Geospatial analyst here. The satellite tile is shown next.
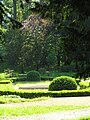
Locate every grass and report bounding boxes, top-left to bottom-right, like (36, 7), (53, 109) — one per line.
(16, 80), (51, 87)
(75, 116), (90, 120)
(0, 72), (90, 118)
(0, 105), (90, 117)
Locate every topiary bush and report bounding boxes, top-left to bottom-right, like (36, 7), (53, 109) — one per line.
(27, 70), (41, 81)
(49, 76), (78, 91)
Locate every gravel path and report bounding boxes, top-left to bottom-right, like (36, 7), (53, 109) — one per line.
(0, 96), (90, 107)
(0, 96), (90, 120)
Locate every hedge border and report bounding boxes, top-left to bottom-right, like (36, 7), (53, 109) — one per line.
(0, 89), (90, 99)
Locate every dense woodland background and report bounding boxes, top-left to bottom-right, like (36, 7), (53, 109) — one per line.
(0, 0), (90, 79)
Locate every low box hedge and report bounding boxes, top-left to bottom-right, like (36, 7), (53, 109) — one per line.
(0, 89), (90, 99)
(12, 77), (27, 83)
(41, 77), (53, 81)
(0, 80), (11, 84)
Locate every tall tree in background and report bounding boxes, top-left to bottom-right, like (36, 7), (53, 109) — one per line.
(1, 0), (90, 78)
(13, 0), (17, 20)
(31, 0), (90, 78)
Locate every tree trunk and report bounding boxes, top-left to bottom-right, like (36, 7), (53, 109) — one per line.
(57, 51), (61, 69)
(13, 0), (17, 20)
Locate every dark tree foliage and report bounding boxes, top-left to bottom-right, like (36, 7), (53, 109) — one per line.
(0, 1), (23, 28)
(1, 0), (90, 79)
(30, 0), (90, 79)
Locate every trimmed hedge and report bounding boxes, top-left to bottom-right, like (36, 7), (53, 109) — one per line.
(27, 70), (41, 81)
(13, 77), (27, 83)
(49, 76), (77, 91)
(0, 89), (90, 99)
(41, 76), (53, 81)
(0, 80), (11, 84)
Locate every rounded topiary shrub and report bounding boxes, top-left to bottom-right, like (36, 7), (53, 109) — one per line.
(27, 70), (41, 81)
(49, 76), (77, 91)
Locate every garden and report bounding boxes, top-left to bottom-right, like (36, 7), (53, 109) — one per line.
(0, 70), (90, 102)
(0, 0), (90, 119)
(0, 70), (90, 119)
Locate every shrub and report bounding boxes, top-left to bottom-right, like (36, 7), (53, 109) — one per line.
(75, 79), (81, 85)
(1, 89), (90, 99)
(0, 80), (11, 84)
(14, 77), (27, 83)
(38, 68), (46, 74)
(79, 82), (90, 89)
(49, 76), (78, 91)
(41, 76), (53, 81)
(27, 70), (41, 81)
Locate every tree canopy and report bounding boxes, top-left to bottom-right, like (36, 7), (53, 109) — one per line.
(0, 0), (90, 78)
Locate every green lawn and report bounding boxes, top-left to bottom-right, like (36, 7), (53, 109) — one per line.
(16, 80), (51, 87)
(74, 116), (90, 120)
(0, 105), (90, 117)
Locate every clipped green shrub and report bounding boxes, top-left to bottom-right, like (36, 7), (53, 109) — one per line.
(14, 77), (27, 83)
(0, 80), (12, 84)
(41, 76), (53, 81)
(38, 68), (46, 74)
(79, 82), (90, 89)
(49, 76), (78, 91)
(27, 70), (41, 81)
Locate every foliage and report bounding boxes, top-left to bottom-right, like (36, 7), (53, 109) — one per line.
(0, 95), (49, 104)
(0, 73), (10, 80)
(0, 80), (11, 84)
(42, 71), (76, 78)
(0, 84), (15, 91)
(1, 0), (90, 79)
(0, 88), (90, 99)
(77, 116), (90, 120)
(14, 77), (27, 83)
(30, 0), (90, 78)
(4, 15), (50, 72)
(75, 79), (81, 85)
(27, 70), (41, 81)
(79, 81), (90, 90)
(0, 0), (24, 28)
(49, 76), (77, 91)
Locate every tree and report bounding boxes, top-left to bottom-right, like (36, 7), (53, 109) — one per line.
(5, 14), (50, 72)
(30, 0), (90, 78)
(2, 0), (90, 78)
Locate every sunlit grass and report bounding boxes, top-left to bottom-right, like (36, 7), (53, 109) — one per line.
(74, 116), (90, 120)
(16, 80), (51, 87)
(0, 105), (90, 117)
